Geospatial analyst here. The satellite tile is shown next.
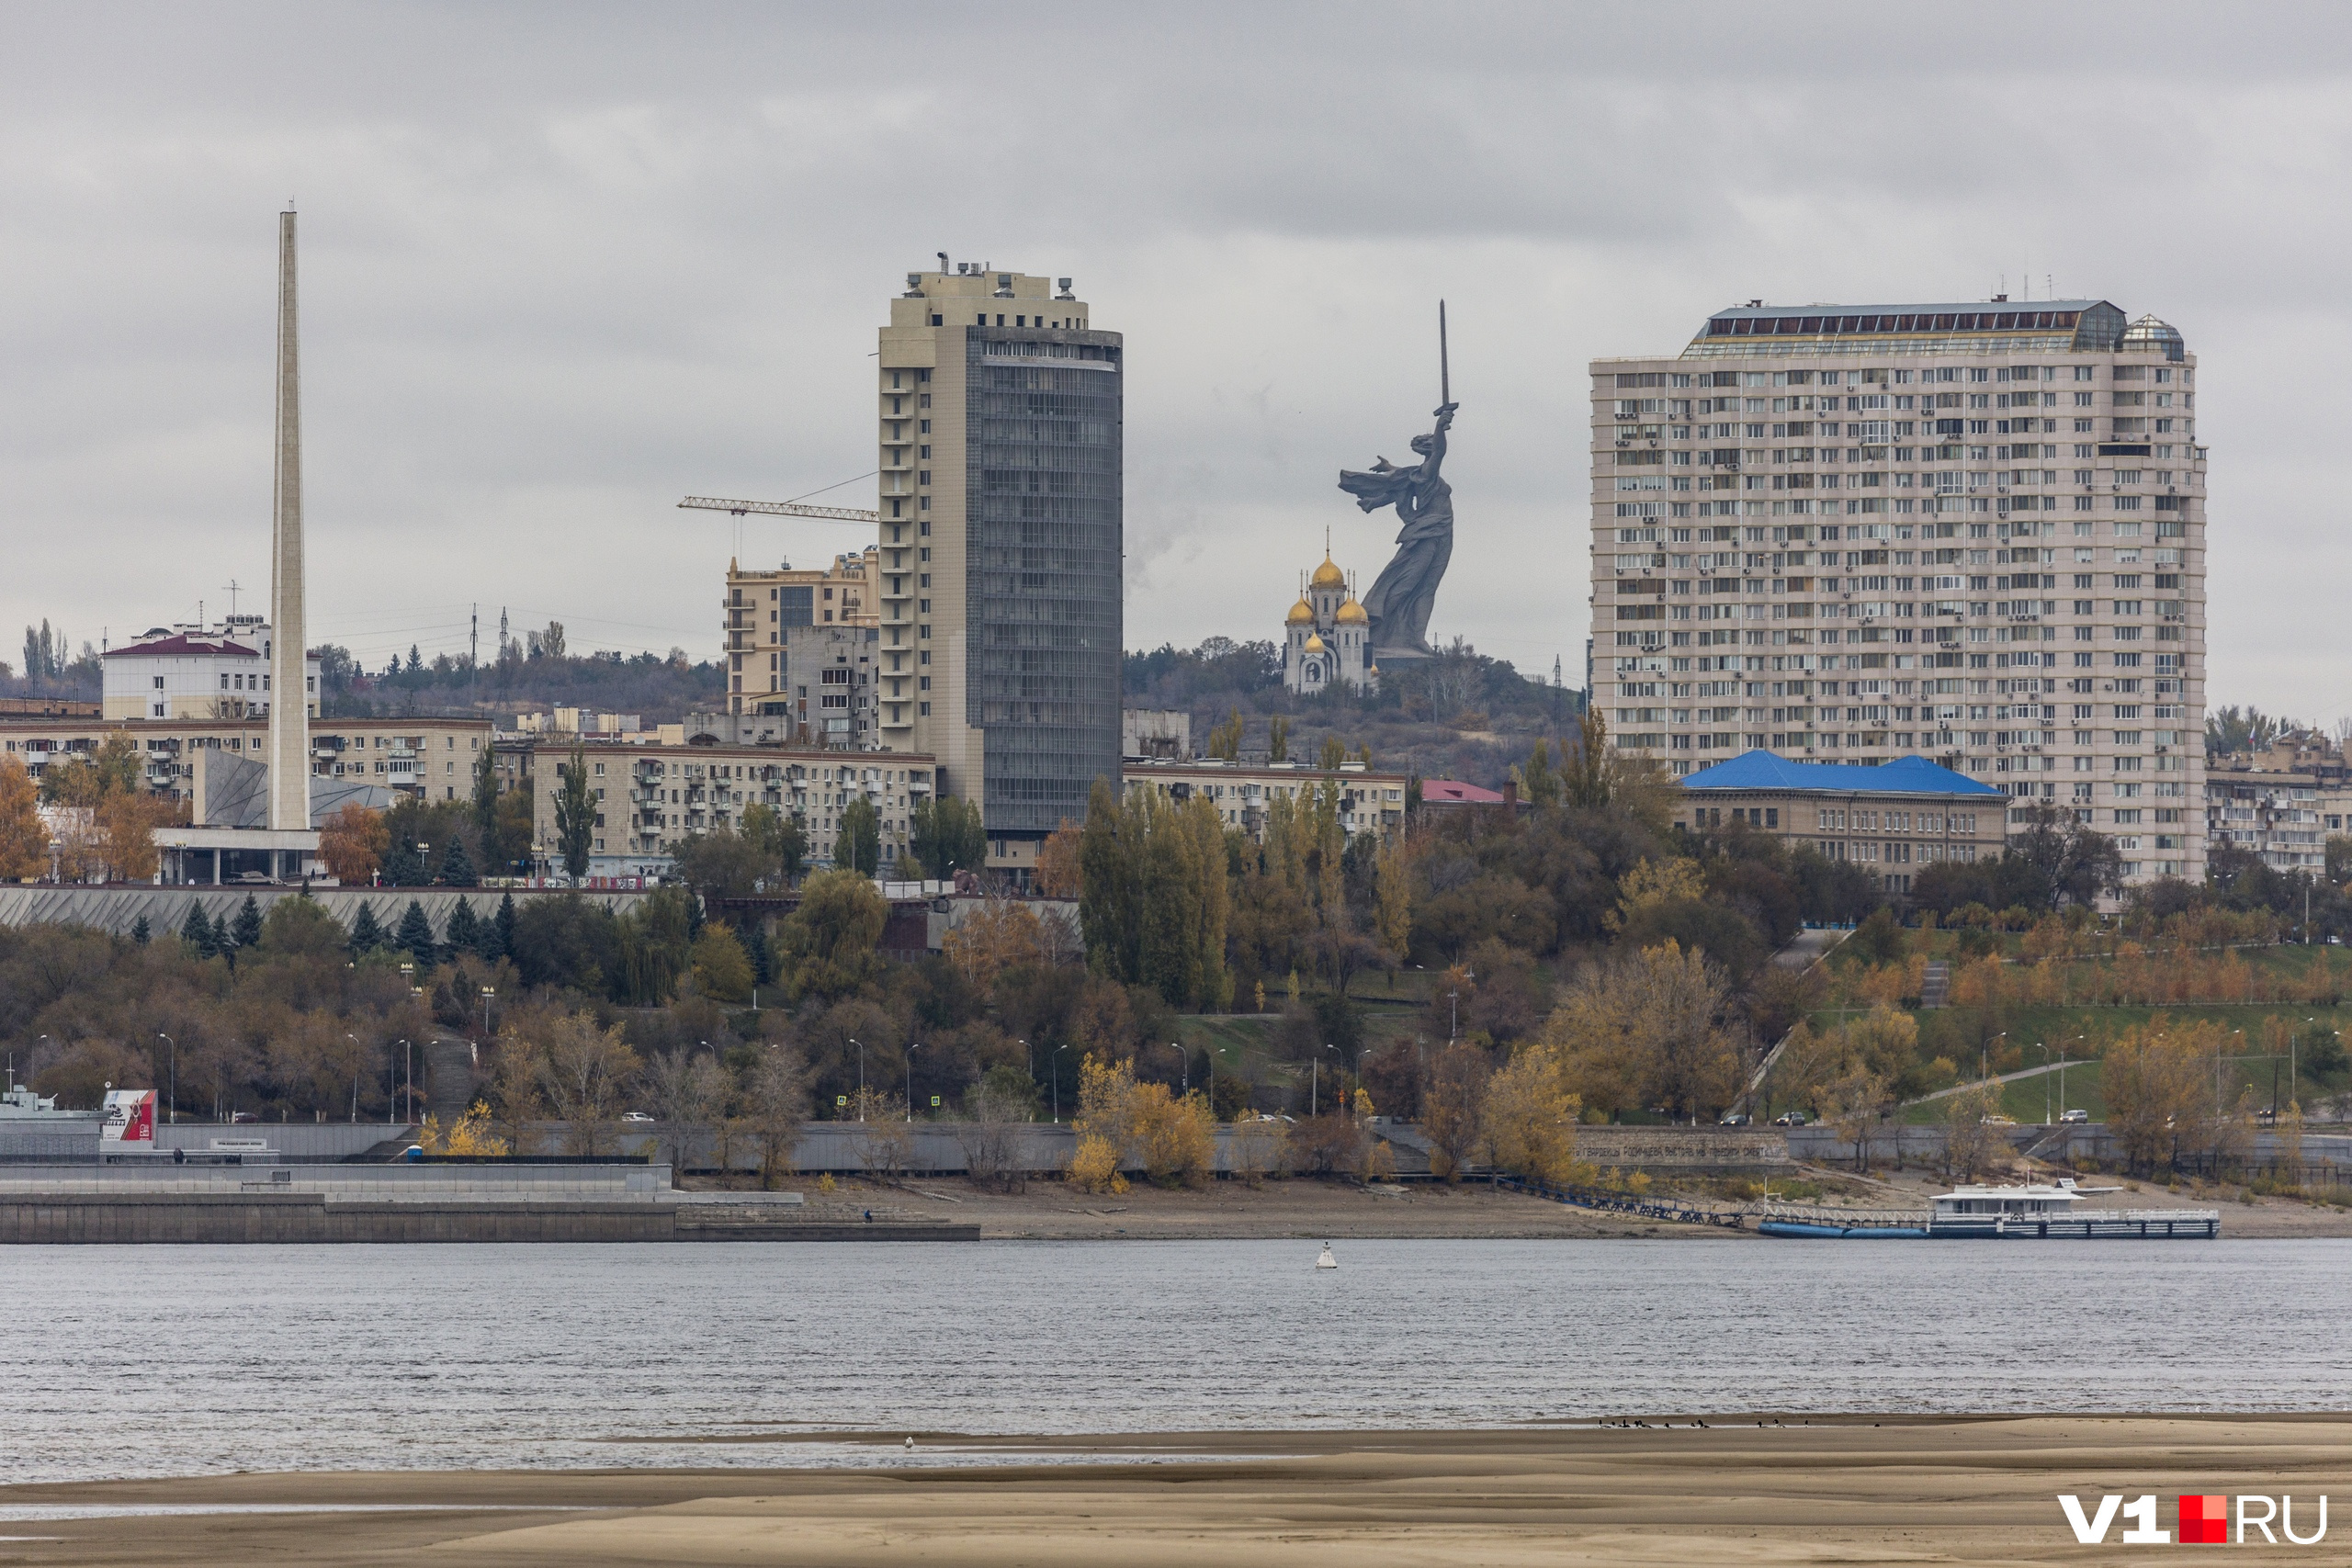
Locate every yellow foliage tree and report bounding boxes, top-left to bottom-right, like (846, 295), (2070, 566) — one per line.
(420, 1100), (512, 1156)
(1069, 1134), (1126, 1194)
(1033, 818), (1082, 898)
(1482, 1042), (1581, 1185)
(0, 757), (50, 880)
(94, 791), (175, 882)
(318, 803), (388, 886)
(1604, 856), (1709, 932)
(942, 897), (1046, 985)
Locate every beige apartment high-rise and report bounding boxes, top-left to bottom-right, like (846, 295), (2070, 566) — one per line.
(875, 264), (1123, 874)
(723, 547), (878, 722)
(1590, 299), (2206, 886)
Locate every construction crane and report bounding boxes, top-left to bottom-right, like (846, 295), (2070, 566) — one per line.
(678, 494), (877, 524)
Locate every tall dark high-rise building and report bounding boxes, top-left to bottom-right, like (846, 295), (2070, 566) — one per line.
(876, 265), (1123, 879)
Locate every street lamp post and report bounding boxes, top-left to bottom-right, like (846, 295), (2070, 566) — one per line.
(345, 1033), (361, 1122)
(906, 1042), (921, 1122)
(156, 1033), (175, 1126)
(850, 1038), (864, 1119)
(480, 987), (495, 1036)
(1354, 1048), (1372, 1122)
(2033, 1042), (2051, 1124)
(1053, 1043), (1068, 1123)
(1164, 1042), (1187, 1098)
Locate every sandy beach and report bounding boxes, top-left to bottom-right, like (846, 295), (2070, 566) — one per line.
(7, 1416), (2347, 1565)
(779, 1171), (2352, 1241)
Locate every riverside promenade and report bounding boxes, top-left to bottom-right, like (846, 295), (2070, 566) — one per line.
(0, 1163), (976, 1244)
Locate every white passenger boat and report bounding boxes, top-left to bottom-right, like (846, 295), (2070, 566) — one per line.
(1759, 1178), (2221, 1239)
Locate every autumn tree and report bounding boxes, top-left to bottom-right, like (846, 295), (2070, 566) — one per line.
(1544, 940), (1741, 1122)
(775, 868), (888, 999)
(942, 897), (1046, 986)
(688, 923), (753, 1002)
(2104, 1019), (2233, 1175)
(1941, 1079), (2007, 1180)
(1823, 1064), (1894, 1171)
(1481, 1041), (1580, 1184)
(318, 803), (387, 885)
(1077, 778), (1232, 1011)
(1374, 839), (1412, 961)
(1420, 1041), (1492, 1179)
(741, 1043), (809, 1190)
(1033, 818), (1081, 898)
(94, 790), (173, 882)
(38, 731), (142, 807)
(534, 1010), (640, 1154)
(0, 757), (45, 879)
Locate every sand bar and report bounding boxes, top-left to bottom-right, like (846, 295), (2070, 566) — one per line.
(7, 1416), (2349, 1565)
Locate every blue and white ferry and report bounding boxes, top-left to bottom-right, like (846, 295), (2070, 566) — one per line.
(1758, 1179), (2221, 1240)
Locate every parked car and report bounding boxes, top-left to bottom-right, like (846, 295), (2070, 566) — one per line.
(2059, 1108), (2090, 1124)
(619, 1111), (656, 1125)
(1771, 1111), (1808, 1127)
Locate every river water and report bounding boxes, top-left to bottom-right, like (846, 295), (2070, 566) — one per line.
(6, 1239), (2346, 1484)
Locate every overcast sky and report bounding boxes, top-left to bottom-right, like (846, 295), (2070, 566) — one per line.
(2, 2), (2346, 717)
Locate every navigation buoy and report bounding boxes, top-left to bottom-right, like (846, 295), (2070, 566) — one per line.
(1316, 1243), (1338, 1269)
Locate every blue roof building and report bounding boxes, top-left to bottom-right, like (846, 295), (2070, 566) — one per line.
(1680, 751), (2002, 797)
(1673, 751), (2005, 894)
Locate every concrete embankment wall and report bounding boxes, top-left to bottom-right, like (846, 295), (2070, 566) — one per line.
(0, 1194), (977, 1244)
(0, 885), (651, 941)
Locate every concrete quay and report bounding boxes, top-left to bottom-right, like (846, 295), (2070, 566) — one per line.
(0, 1165), (978, 1243)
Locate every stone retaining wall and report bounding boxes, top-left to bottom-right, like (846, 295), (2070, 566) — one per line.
(0, 1193), (976, 1244)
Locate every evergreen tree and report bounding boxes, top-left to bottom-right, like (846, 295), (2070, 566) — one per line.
(492, 892), (518, 963)
(395, 899), (437, 969)
(379, 840), (423, 887)
(446, 895), (481, 955)
(743, 919), (775, 987)
(131, 914), (150, 945)
(347, 899), (383, 954)
(211, 908), (235, 964)
(180, 901), (215, 957)
(232, 893), (265, 951)
(437, 836), (477, 887)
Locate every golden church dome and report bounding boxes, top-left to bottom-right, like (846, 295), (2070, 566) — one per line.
(1286, 597), (1316, 626)
(1335, 597), (1368, 625)
(1310, 556), (1346, 590)
(1304, 632), (1328, 654)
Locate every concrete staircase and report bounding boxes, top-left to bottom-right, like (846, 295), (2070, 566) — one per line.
(423, 1039), (480, 1124)
(1920, 961), (1951, 1010)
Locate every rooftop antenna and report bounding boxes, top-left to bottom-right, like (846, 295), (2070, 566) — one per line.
(221, 579), (242, 618)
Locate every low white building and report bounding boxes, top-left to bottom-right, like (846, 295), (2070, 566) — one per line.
(101, 617), (320, 723)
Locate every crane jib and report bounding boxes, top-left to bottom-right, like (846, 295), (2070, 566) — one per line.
(677, 495), (880, 524)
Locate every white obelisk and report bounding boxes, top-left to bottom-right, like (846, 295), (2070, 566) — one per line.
(266, 207), (310, 832)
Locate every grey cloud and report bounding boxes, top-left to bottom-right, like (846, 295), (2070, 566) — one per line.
(1, 1), (2348, 702)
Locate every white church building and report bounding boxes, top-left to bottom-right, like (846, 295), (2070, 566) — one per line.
(1281, 547), (1377, 696)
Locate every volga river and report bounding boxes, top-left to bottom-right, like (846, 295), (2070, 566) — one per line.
(6, 1239), (2346, 1483)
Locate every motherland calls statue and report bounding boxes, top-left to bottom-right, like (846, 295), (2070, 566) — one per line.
(1340, 302), (1456, 658)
